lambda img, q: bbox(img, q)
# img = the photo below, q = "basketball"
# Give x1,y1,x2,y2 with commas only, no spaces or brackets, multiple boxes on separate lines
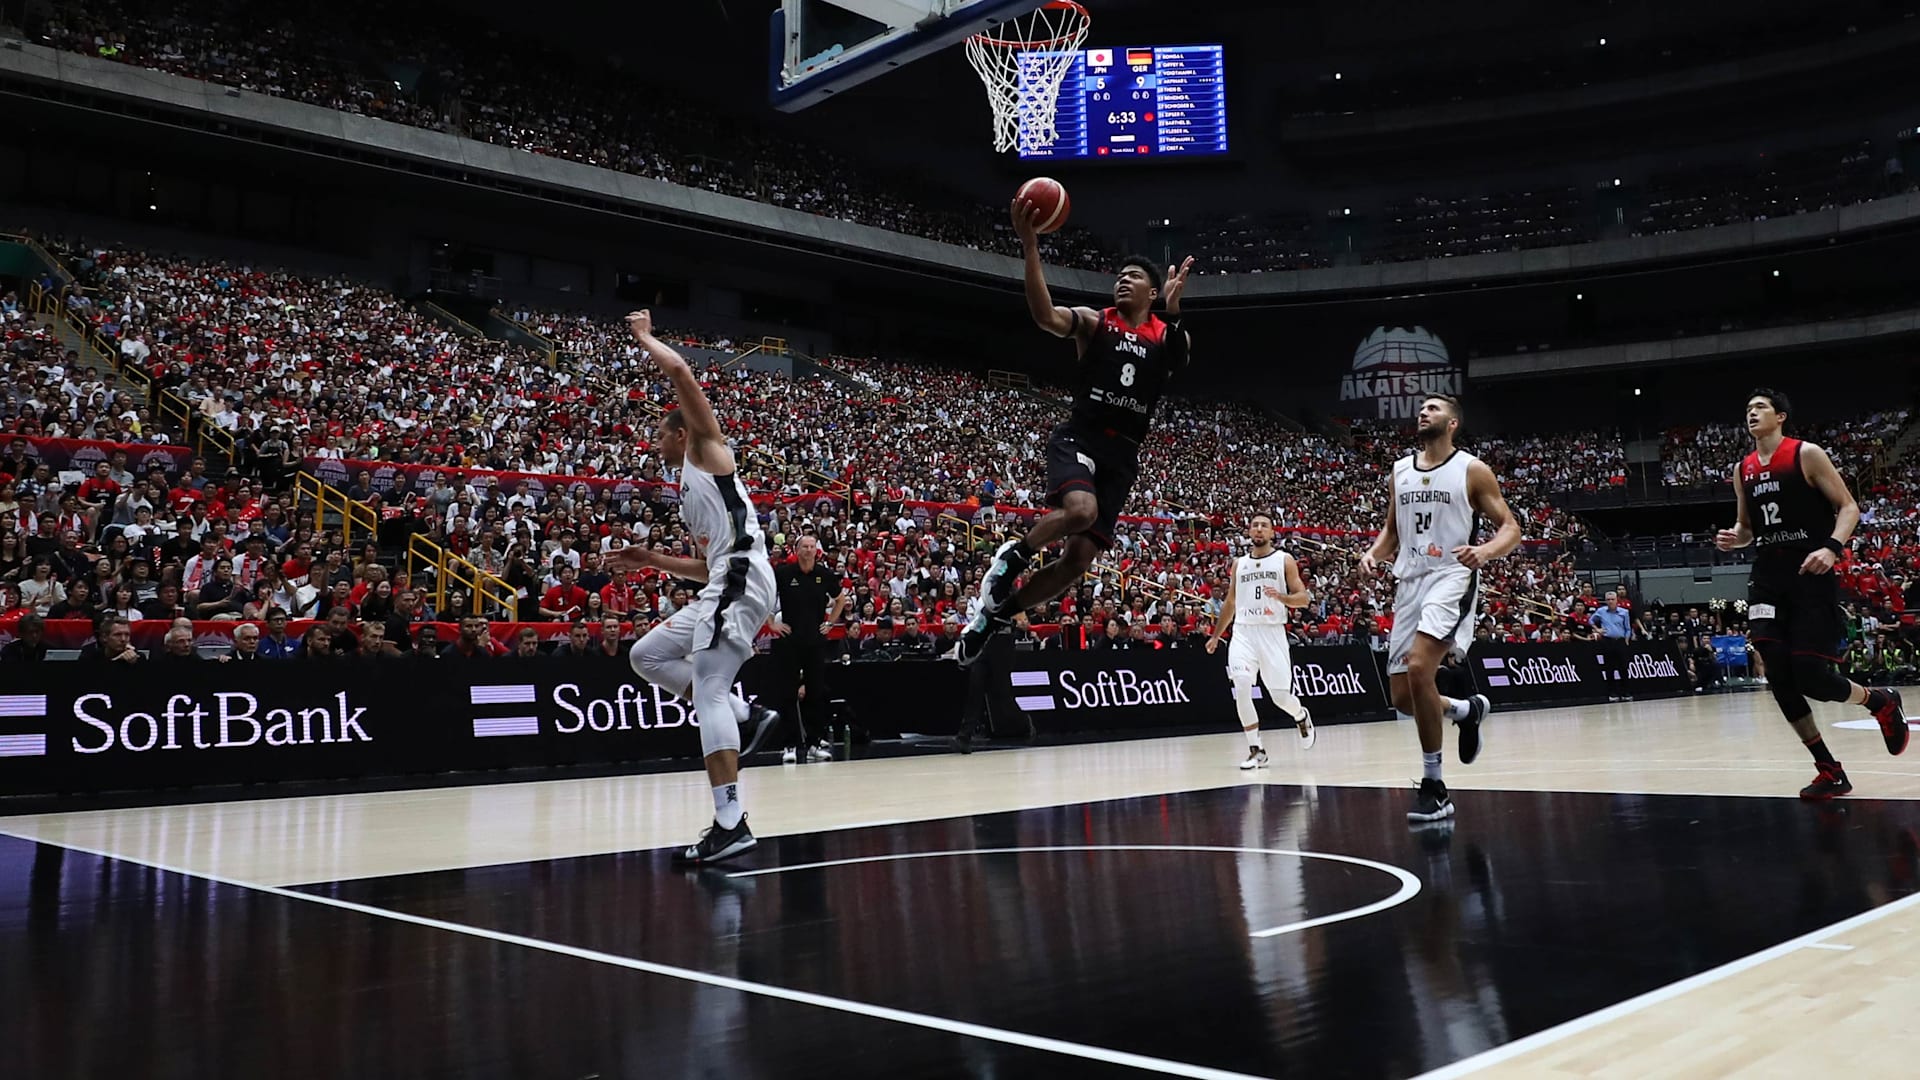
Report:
1017,176,1071,234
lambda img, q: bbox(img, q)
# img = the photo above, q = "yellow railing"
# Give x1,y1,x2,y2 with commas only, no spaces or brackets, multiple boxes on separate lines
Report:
27,276,237,460
294,471,380,547
407,531,518,619
492,308,560,366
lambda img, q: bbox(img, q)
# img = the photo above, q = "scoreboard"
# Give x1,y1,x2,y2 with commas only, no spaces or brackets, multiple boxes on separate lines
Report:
1016,44,1228,161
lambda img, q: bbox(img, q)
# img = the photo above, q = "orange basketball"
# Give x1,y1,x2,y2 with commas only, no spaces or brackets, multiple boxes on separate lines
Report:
1017,176,1071,234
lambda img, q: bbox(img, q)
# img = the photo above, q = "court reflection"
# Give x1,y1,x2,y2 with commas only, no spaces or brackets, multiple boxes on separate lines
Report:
5,785,1920,1079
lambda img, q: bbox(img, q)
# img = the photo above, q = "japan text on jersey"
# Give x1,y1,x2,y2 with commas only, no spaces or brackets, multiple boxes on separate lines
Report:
1741,437,1828,550
1075,309,1174,440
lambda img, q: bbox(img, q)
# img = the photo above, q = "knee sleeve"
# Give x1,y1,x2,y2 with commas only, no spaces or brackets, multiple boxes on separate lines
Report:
693,643,751,757
1790,653,1852,704
1232,674,1259,729
629,638,692,699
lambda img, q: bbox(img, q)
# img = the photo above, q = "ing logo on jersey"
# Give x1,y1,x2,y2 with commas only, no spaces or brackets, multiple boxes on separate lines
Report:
1425,543,1444,557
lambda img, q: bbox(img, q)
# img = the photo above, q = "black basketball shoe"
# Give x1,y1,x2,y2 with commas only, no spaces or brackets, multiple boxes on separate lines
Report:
1407,777,1455,822
1870,688,1910,756
674,815,758,865
741,704,781,758
1800,762,1854,801
979,540,1031,611
1456,694,1490,765
954,608,1012,667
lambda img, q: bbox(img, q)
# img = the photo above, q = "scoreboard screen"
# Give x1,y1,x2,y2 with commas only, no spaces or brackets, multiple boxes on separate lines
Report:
1016,44,1228,161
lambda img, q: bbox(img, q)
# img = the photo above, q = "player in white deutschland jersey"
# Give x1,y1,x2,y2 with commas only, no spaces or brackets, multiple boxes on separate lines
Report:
1207,514,1315,769
607,310,781,866
1360,395,1517,824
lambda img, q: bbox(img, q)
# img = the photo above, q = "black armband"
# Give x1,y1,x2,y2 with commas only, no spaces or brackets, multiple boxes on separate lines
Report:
1823,538,1845,557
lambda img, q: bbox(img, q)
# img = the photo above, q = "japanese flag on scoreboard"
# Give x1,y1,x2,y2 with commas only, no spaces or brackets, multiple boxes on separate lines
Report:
1088,49,1113,67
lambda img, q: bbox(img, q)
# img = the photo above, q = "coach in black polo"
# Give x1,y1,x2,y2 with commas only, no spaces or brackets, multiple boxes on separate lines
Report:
770,533,848,759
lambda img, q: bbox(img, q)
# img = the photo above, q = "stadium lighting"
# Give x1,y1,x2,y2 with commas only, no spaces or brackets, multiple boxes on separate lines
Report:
1772,270,1781,277
1333,72,1342,80
1598,37,1607,45
1575,293,1584,300
1633,388,1642,396
1342,208,1351,216
1612,178,1621,186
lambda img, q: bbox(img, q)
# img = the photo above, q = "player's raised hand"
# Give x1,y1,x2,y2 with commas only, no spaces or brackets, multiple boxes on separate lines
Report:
623,310,653,341
1010,197,1042,244
1162,256,1195,314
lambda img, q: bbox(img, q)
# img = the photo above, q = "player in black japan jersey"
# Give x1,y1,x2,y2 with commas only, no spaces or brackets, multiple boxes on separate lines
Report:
953,196,1194,666
1716,388,1908,800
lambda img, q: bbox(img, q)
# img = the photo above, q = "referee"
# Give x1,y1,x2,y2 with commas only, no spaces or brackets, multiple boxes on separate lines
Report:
770,535,849,763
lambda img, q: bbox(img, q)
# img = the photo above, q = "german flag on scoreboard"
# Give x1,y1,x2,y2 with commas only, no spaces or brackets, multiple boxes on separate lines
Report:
1126,48,1154,66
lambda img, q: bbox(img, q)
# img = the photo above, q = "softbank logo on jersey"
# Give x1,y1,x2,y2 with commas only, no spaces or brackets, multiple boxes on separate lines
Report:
70,692,371,753
1340,326,1464,422
468,682,702,738
1005,669,1191,711
1480,655,1583,687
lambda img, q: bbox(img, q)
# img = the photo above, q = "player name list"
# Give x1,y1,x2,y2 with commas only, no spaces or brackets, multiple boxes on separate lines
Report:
1020,45,1227,160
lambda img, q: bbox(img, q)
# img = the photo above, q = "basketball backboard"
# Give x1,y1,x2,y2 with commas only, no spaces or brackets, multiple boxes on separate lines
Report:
770,0,1045,111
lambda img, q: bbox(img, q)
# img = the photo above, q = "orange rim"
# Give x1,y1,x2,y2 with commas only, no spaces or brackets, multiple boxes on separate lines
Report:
968,0,1091,50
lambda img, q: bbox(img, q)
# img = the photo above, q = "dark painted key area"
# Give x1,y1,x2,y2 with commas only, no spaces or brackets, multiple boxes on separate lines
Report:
5,786,1920,1079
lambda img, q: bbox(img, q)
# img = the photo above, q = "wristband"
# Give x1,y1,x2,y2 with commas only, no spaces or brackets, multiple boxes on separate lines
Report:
1822,538,1845,557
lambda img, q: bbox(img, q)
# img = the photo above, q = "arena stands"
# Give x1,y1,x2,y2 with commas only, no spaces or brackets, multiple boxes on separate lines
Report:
9,238,1920,665
25,4,1917,276
28,0,1116,271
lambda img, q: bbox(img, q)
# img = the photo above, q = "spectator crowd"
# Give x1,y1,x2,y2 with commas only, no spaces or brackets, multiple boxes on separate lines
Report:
5,239,1920,672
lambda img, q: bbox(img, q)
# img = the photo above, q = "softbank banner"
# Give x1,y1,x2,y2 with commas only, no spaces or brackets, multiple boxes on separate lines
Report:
1002,645,1392,731
0,660,726,797
1469,642,1690,706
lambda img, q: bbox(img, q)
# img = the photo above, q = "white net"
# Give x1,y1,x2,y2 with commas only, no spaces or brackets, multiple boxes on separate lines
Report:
964,1,1091,154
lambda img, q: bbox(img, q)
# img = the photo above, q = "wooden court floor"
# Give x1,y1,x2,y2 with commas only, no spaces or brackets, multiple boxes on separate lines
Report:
4,688,1920,1078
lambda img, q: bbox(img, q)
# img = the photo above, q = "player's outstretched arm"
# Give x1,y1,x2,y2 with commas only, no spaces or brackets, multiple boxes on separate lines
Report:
626,310,720,439
1011,197,1097,340
1457,460,1522,570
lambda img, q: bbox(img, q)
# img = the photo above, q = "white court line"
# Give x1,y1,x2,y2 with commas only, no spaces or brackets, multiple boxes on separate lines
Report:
1801,942,1856,952
0,831,1272,1080
727,845,1422,939
1410,888,1920,1079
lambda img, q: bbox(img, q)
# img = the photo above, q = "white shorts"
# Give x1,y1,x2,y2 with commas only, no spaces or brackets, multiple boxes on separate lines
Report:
1227,624,1292,695
648,556,777,659
1388,570,1479,676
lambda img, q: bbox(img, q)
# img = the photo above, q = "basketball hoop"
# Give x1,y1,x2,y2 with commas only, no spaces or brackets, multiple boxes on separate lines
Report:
964,0,1091,154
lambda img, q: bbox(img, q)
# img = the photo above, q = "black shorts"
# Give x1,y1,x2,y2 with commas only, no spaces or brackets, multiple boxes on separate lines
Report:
1044,423,1139,549
1747,558,1846,661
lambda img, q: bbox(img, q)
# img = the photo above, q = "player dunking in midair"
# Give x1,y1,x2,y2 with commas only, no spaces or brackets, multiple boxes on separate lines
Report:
1207,514,1317,768
608,310,781,865
1716,388,1908,799
954,197,1194,664
1360,395,1510,823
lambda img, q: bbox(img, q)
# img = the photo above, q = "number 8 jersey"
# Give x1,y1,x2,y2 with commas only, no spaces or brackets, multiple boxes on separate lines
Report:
1069,307,1182,445
1391,450,1480,582
1740,437,1833,570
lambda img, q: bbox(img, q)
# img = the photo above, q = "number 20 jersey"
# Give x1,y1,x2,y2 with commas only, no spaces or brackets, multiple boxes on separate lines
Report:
1070,308,1176,445
1391,450,1479,582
